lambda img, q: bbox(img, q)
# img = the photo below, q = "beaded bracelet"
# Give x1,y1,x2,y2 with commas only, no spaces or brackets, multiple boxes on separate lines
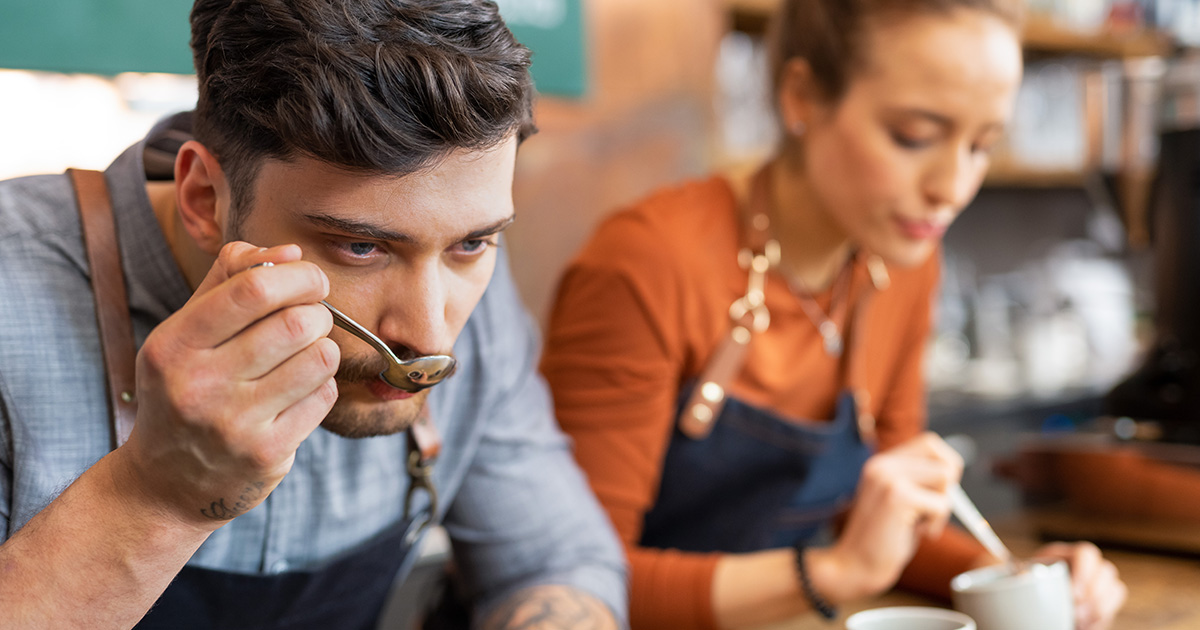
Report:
793,543,838,621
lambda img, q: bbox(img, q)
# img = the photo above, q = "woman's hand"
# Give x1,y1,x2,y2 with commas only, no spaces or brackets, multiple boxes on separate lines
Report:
825,432,964,600
1034,542,1126,630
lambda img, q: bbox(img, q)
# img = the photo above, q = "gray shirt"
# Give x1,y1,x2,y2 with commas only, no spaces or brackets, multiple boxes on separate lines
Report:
0,116,626,624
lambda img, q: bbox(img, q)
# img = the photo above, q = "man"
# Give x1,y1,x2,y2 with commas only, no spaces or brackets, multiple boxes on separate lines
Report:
0,1,626,628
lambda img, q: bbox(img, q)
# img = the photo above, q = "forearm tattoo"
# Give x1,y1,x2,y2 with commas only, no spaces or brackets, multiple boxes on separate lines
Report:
484,586,614,630
200,481,265,520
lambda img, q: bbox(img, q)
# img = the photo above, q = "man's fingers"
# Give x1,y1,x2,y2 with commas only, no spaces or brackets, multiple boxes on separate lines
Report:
180,259,330,349
192,242,303,297
218,303,334,380
271,376,340,451
246,337,340,423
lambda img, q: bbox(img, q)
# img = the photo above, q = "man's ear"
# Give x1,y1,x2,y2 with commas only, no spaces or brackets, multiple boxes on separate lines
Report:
174,140,230,256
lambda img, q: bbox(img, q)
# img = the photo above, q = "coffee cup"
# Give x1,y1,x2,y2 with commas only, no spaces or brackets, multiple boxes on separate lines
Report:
951,560,1074,630
845,606,976,630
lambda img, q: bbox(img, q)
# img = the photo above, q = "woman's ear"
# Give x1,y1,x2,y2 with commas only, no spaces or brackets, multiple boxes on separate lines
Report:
778,57,820,138
174,140,230,255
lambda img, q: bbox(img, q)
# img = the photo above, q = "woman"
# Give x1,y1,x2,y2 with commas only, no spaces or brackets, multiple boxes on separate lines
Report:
541,1,1127,629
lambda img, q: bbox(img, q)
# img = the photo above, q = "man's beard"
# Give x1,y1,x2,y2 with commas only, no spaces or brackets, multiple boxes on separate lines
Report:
321,353,430,438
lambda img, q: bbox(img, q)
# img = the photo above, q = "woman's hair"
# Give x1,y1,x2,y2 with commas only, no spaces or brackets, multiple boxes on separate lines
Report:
188,0,534,228
769,0,1025,102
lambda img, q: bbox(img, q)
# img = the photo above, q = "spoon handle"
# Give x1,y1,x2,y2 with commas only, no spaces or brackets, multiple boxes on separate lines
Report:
949,483,1014,564
321,300,400,362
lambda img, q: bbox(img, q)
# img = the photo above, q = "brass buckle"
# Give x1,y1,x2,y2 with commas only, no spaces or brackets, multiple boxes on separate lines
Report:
403,449,439,545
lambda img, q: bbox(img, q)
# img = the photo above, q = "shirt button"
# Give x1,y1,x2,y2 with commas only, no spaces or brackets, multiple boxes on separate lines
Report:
269,560,289,574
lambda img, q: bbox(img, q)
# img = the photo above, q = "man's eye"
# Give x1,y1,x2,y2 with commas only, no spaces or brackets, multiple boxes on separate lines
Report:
456,238,496,255
346,242,377,257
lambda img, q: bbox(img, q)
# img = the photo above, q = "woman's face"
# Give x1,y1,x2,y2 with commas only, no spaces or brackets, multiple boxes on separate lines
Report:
789,9,1023,268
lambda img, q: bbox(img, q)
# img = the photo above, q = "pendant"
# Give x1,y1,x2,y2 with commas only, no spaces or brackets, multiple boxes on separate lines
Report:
818,320,843,358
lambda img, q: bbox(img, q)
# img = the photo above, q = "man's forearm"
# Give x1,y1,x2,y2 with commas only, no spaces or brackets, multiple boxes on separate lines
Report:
482,585,620,630
0,450,214,628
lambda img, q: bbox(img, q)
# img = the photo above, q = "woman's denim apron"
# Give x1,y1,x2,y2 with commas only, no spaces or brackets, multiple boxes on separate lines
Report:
641,168,884,554
641,387,872,553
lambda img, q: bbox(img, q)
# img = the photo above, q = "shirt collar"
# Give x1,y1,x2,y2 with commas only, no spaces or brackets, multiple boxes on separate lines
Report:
103,112,195,321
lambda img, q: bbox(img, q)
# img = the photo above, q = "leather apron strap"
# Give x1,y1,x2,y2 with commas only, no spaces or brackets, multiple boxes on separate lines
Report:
68,168,137,449
678,170,778,438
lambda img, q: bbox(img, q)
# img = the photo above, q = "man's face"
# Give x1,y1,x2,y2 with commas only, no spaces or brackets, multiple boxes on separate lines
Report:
232,137,518,437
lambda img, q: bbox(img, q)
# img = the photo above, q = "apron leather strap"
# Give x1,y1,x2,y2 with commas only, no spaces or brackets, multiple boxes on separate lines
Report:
68,168,137,449
679,169,778,438
403,407,442,544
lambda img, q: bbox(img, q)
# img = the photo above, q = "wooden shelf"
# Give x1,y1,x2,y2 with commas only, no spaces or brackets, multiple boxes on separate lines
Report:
983,164,1090,188
725,1,1173,60
1023,17,1173,59
726,0,776,34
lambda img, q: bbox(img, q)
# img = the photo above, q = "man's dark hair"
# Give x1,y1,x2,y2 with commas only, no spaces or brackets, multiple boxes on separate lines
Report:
189,0,535,229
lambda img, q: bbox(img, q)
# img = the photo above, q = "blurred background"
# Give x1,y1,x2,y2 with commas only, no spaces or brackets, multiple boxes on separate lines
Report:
3,0,1200,533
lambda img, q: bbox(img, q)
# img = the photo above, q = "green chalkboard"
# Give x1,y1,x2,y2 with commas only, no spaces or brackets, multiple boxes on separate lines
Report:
0,1,194,75
497,0,588,97
0,0,587,96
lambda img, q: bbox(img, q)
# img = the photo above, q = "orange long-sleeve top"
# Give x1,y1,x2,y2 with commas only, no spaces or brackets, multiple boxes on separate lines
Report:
541,176,985,630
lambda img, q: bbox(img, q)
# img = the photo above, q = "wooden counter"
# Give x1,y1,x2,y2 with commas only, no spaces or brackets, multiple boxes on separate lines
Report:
759,517,1200,630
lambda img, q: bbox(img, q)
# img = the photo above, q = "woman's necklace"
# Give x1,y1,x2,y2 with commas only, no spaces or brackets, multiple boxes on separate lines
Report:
754,166,851,359
742,165,886,359
780,258,852,358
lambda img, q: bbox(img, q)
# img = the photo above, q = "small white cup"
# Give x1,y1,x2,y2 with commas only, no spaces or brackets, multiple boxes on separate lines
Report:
845,606,976,630
951,560,1074,630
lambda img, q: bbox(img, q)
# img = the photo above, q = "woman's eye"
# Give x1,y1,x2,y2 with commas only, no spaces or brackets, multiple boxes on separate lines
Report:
891,131,934,150
972,136,1002,156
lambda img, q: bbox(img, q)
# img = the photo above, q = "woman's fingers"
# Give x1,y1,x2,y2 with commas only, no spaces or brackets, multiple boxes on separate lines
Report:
1033,542,1126,630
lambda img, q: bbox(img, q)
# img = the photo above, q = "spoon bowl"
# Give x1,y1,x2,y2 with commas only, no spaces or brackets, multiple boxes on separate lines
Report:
321,300,457,393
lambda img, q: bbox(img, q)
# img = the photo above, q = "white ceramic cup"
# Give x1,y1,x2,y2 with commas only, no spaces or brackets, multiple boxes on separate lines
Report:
845,606,977,630
951,560,1074,630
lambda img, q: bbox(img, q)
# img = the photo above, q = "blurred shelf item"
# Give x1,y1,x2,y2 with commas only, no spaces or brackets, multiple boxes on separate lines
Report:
1023,16,1173,60
724,0,1173,60
928,388,1104,430
983,164,1089,188
725,0,775,34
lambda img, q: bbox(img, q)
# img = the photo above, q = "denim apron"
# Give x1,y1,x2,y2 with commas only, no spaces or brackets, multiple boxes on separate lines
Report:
133,417,440,630
641,168,886,554
136,519,416,630
641,389,872,552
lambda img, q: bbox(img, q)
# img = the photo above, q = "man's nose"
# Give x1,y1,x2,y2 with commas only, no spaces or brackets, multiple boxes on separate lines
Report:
924,144,982,212
376,261,449,358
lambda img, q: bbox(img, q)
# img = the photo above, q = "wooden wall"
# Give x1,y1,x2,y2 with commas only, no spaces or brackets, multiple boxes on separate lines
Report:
506,0,728,325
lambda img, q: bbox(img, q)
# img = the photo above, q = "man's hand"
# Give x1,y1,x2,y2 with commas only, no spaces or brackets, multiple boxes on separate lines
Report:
483,585,618,630
116,241,339,529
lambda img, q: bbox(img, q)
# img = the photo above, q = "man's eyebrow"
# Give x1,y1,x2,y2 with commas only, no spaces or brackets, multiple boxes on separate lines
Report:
304,212,516,243
305,213,412,243
461,215,516,242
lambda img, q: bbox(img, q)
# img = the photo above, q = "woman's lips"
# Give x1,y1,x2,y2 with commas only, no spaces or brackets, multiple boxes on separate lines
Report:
366,376,416,401
894,216,948,240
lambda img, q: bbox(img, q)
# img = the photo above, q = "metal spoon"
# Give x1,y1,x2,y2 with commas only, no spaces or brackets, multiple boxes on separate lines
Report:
321,300,457,393
949,483,1015,565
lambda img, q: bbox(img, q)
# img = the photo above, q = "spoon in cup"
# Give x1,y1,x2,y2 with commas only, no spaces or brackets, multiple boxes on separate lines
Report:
949,483,1015,566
